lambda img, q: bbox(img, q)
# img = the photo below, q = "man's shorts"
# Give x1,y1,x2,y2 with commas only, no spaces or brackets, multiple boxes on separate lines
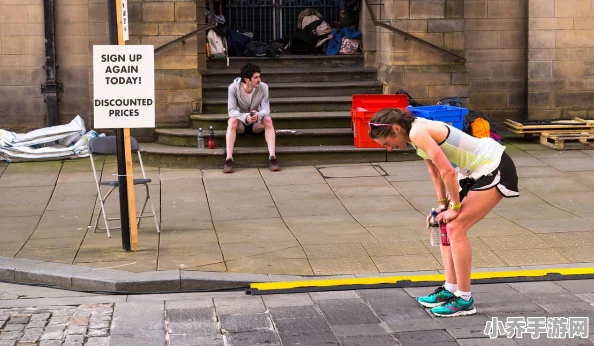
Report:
240,123,265,136
459,152,519,201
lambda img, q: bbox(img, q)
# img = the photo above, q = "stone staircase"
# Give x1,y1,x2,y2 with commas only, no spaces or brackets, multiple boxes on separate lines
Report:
140,55,417,168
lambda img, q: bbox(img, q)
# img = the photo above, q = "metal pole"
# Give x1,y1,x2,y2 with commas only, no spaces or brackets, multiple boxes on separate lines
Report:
43,0,59,127
107,0,131,251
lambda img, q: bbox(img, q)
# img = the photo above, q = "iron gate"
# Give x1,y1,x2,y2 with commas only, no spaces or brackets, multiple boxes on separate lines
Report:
226,0,340,43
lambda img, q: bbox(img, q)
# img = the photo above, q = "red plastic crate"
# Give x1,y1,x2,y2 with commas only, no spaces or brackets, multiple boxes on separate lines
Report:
351,94,409,148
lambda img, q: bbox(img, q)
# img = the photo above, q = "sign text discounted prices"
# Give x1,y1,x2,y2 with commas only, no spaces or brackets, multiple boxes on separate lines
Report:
93,45,155,129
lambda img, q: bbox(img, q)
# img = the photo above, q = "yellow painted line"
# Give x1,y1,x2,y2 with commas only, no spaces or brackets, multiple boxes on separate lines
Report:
250,267,594,292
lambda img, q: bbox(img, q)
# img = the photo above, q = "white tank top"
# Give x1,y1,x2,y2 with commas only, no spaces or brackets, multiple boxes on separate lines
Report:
411,118,505,180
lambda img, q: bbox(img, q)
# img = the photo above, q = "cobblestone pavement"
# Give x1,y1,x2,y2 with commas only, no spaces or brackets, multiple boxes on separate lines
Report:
2,280,594,345
0,303,112,346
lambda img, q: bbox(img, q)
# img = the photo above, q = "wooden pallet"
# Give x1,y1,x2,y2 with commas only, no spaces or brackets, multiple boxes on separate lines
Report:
504,117,594,134
540,132,594,150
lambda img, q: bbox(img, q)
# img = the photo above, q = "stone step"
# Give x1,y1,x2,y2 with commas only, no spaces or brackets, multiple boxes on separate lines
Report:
203,96,352,113
200,66,378,84
155,127,355,147
203,80,383,98
206,54,364,69
140,143,417,168
190,111,352,130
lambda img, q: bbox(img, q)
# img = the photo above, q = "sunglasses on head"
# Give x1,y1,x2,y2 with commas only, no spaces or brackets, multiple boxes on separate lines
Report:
368,122,394,130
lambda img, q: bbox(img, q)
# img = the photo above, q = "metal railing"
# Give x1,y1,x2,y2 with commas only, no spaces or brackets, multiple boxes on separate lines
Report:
225,0,340,42
154,0,216,55
364,0,466,63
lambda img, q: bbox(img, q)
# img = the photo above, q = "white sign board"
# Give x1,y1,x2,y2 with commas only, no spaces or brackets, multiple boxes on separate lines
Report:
121,0,129,41
93,45,155,129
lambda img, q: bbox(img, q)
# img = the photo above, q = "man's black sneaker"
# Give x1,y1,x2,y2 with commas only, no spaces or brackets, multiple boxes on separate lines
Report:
223,158,233,173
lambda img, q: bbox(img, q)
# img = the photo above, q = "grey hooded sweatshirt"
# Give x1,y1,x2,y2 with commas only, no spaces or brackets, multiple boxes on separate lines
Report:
227,77,270,125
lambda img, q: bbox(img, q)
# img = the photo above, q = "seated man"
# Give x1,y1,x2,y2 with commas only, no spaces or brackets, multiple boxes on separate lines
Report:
224,63,279,173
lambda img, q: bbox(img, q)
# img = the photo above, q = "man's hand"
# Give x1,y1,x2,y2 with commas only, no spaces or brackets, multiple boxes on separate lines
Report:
248,111,258,124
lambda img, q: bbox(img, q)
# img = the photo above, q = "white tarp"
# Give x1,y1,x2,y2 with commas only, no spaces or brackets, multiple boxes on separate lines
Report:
0,115,102,162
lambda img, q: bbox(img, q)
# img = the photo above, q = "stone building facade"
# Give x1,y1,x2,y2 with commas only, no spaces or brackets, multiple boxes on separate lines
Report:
0,0,593,131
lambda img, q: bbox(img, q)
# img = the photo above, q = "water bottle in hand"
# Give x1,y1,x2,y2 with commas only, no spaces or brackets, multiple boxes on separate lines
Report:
429,208,440,247
197,128,204,149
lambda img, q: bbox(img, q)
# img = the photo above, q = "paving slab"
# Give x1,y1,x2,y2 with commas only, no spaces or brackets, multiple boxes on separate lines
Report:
260,171,326,185
362,240,429,257
159,229,218,245
318,165,383,178
539,191,594,207
340,195,415,214
555,246,594,263
495,248,571,267
0,171,59,187
277,199,349,218
515,165,565,178
309,257,379,275
269,183,336,201
541,157,594,172
284,215,377,244
220,241,301,261
3,161,62,173
516,218,594,234
510,156,548,167
214,218,295,243
210,203,279,221
225,257,314,275
372,254,442,272
469,217,534,237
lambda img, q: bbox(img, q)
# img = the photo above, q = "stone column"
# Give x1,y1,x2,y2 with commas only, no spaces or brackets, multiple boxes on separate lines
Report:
465,0,527,122
376,0,468,105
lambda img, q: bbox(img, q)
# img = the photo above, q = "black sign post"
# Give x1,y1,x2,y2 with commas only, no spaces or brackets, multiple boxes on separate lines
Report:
106,0,131,252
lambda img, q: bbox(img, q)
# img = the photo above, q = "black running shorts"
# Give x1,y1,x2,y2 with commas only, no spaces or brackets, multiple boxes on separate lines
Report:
459,152,519,201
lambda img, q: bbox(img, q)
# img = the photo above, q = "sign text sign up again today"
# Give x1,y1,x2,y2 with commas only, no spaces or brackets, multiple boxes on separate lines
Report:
93,45,155,129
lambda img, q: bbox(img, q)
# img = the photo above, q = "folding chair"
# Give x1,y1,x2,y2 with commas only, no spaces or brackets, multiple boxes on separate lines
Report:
88,136,160,238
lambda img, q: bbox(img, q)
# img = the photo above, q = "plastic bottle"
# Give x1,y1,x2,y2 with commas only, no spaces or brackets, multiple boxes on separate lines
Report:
429,208,441,247
208,126,215,149
197,128,204,149
441,223,450,246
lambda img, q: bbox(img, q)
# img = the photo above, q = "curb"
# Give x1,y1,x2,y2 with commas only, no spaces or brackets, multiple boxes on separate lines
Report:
3,257,594,295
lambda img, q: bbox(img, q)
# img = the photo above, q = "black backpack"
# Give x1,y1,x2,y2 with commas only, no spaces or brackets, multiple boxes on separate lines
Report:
395,89,422,107
338,0,360,28
463,110,498,136
437,96,464,108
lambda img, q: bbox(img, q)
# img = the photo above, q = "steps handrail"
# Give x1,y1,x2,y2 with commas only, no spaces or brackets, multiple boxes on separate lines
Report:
364,0,466,63
154,0,216,55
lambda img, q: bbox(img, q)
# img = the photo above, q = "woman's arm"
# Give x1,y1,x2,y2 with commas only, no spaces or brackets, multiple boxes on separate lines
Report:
425,159,447,207
411,126,461,212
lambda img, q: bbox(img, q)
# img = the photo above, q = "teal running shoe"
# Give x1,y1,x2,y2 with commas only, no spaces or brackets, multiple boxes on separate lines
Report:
431,296,476,317
416,286,455,308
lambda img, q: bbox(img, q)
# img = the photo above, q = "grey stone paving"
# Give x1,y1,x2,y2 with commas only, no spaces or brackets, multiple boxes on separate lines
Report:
2,279,594,345
2,139,594,276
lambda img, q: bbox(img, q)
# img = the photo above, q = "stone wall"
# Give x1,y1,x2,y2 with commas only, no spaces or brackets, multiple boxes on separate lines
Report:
129,0,203,128
527,0,594,119
0,0,203,133
464,0,528,122
0,0,47,131
371,0,469,106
